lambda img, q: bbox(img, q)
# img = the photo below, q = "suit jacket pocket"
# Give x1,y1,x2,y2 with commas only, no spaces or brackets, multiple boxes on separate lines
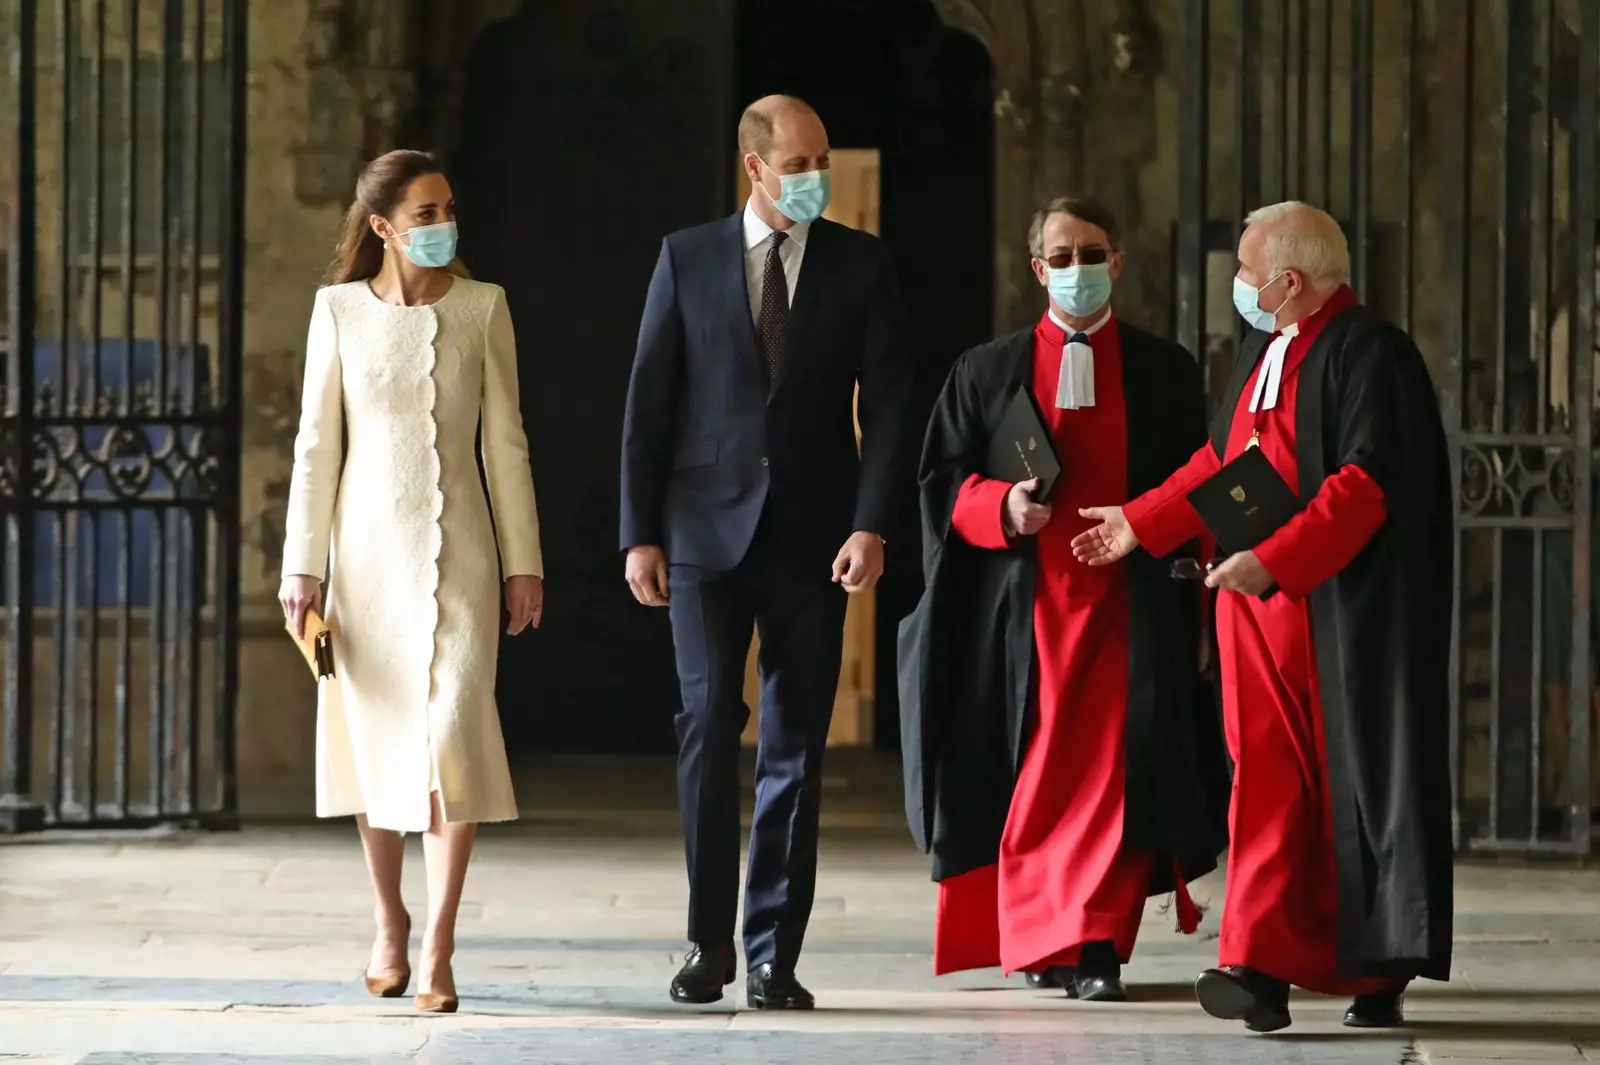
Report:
672,436,719,470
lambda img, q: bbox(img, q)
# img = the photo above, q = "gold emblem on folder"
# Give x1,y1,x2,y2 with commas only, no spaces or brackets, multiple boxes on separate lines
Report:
1230,485,1247,503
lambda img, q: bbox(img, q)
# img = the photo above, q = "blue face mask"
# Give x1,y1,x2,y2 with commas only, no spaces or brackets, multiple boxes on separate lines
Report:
1232,272,1289,332
1046,263,1113,318
759,159,831,224
395,220,459,269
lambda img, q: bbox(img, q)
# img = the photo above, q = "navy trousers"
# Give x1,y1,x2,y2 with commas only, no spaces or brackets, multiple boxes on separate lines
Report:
667,512,848,972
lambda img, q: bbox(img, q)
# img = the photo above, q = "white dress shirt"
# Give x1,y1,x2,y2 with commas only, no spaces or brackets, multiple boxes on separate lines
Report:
1046,306,1113,410
743,198,810,322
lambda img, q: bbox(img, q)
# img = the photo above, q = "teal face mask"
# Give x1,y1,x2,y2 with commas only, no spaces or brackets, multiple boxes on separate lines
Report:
395,220,459,269
759,158,831,224
1047,263,1113,318
1232,271,1288,332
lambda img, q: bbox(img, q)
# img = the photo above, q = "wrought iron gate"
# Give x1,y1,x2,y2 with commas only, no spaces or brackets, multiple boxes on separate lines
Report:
1,0,246,831
1178,0,1597,855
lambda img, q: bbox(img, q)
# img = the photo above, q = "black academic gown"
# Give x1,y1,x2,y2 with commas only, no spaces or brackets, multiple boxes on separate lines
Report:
898,322,1231,892
1213,303,1455,980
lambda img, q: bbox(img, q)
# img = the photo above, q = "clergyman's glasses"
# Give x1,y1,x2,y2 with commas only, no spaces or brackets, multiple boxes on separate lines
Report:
1169,557,1224,581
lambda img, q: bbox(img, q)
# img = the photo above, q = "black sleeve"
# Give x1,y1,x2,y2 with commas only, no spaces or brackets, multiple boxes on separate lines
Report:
618,239,685,550
1329,324,1412,497
853,241,915,537
915,351,995,571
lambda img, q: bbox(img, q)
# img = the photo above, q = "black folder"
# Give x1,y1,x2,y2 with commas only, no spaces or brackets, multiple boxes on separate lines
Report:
1185,447,1302,555
987,388,1063,503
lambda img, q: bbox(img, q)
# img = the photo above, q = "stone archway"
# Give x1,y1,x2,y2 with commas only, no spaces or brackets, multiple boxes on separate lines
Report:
929,0,1038,332
926,0,1174,334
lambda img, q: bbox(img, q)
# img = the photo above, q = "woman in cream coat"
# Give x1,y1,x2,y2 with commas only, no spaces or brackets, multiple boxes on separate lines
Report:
279,149,543,1014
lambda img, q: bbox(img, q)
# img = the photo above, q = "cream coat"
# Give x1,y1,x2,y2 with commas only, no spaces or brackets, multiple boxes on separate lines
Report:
282,278,542,833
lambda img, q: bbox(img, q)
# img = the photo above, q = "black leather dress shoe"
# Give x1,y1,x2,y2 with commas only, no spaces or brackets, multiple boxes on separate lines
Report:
1024,967,1078,996
669,942,736,1005
746,963,815,1010
1072,941,1126,1003
1074,972,1127,1002
1344,990,1405,1028
1194,965,1292,1033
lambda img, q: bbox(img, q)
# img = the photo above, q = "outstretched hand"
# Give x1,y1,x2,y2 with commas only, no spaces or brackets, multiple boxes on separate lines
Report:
1070,506,1139,566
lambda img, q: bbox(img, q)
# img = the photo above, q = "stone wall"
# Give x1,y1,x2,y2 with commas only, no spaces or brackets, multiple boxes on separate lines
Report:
5,0,1587,818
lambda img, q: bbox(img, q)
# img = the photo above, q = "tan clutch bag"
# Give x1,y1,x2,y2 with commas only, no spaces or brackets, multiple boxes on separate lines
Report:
287,608,336,681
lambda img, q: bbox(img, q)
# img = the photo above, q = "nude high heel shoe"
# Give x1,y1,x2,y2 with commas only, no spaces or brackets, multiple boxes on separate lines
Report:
415,952,458,1013
414,987,459,1014
362,912,412,998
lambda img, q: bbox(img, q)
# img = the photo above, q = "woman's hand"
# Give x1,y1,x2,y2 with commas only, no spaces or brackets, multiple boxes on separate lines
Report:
505,575,544,635
279,575,323,639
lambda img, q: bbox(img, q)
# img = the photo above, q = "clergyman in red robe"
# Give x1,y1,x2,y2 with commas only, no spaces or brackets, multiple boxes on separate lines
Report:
1073,200,1454,1033
898,197,1229,1003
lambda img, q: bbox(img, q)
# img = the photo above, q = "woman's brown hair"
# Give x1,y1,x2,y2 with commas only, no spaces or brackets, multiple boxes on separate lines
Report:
323,149,470,285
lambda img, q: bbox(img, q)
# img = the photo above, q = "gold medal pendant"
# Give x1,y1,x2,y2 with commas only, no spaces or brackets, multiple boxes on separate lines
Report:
1246,431,1261,450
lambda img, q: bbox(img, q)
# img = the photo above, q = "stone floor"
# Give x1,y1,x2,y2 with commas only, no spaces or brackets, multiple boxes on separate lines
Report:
1,755,1599,1064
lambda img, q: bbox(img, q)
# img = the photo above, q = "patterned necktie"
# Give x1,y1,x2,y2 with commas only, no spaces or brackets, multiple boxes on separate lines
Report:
758,231,789,382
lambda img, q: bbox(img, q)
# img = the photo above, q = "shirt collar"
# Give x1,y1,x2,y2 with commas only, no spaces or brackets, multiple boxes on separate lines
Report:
743,199,810,252
1042,305,1114,344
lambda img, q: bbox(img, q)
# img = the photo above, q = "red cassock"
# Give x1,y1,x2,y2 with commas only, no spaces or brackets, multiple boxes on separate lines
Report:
932,312,1158,977
1123,285,1396,996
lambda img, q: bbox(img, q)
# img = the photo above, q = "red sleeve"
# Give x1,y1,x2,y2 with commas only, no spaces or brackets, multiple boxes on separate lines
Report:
951,474,1014,550
1123,443,1222,559
1253,464,1387,598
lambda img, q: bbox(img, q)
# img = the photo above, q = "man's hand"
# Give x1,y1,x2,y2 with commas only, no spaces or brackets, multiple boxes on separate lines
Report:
505,575,544,634
625,545,670,607
1004,478,1053,537
278,575,322,639
1071,506,1139,565
832,531,885,593
1204,550,1274,596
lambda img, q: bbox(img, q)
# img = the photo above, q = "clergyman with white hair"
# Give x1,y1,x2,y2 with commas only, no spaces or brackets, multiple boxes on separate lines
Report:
1071,201,1455,1033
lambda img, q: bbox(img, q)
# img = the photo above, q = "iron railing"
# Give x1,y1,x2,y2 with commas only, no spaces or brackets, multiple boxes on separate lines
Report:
0,0,246,831
1178,0,1597,856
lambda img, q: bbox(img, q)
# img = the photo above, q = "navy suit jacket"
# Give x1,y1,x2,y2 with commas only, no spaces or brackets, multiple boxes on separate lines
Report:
620,213,913,572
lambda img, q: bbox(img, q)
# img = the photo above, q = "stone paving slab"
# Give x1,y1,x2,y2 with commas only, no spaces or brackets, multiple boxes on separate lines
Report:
2,761,1599,1063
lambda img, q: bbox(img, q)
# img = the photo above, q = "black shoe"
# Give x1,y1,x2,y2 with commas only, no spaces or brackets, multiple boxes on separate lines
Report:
1075,972,1127,1002
1024,967,1079,996
669,942,736,1005
1194,965,1292,1033
1073,942,1126,1003
1344,990,1405,1028
746,963,815,1010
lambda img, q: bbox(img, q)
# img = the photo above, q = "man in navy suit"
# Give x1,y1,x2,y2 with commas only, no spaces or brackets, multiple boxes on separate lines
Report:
620,95,912,1009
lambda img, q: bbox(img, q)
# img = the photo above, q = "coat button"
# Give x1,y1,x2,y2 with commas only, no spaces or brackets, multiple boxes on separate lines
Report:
761,457,769,467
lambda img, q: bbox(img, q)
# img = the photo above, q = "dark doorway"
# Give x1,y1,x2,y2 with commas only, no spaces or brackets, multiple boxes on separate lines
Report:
452,0,737,757
453,0,994,756
738,0,996,754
